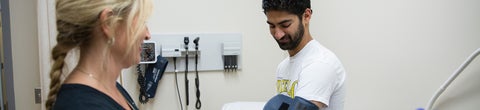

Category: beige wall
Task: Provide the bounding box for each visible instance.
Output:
[125,0,480,110]
[121,0,282,110]
[9,0,40,110]
[312,0,480,109]
[5,0,480,110]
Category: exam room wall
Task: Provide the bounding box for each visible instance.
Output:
[313,0,480,110]
[121,0,282,110]
[8,0,41,110]
[2,0,474,110]
[3,0,473,110]
[120,0,480,110]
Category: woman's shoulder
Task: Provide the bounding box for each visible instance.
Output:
[53,84,123,110]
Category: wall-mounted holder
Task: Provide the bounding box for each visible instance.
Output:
[222,42,241,72]
[145,33,242,73]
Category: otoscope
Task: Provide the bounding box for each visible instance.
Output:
[183,37,190,106]
[193,37,202,109]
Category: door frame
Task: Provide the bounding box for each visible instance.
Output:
[0,0,14,109]
[37,0,56,110]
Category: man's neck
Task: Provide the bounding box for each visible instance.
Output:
[288,35,313,57]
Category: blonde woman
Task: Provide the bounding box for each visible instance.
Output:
[47,0,153,110]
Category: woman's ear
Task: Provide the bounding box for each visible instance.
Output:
[99,8,114,39]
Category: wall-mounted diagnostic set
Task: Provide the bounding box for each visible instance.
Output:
[136,33,242,109]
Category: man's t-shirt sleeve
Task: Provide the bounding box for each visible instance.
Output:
[295,61,339,107]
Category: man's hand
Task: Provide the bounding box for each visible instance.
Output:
[311,100,326,109]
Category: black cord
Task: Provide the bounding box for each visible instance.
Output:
[137,64,149,104]
[185,49,190,106]
[173,57,184,110]
[194,38,202,109]
[184,37,190,106]
[195,50,202,109]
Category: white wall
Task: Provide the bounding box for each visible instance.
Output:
[120,0,480,110]
[121,0,282,110]
[312,0,480,110]
[9,0,40,110]
[6,0,478,110]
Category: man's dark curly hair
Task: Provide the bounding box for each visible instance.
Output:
[262,0,311,18]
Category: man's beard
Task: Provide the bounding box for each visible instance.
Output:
[276,23,305,50]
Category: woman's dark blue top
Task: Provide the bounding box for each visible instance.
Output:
[53,83,138,110]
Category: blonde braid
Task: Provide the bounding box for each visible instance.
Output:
[46,18,96,109]
[45,45,71,110]
[45,35,81,110]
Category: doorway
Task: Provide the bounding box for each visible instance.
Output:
[0,3,4,110]
[0,4,3,109]
[0,0,14,109]
[1,13,4,110]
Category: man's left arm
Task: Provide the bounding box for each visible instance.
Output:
[311,100,326,109]
[296,62,339,110]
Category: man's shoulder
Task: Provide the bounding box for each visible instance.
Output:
[303,41,344,69]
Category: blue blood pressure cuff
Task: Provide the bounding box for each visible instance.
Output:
[263,94,319,110]
[264,94,292,110]
[290,96,319,110]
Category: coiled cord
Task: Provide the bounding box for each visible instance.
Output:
[195,49,201,109]
[137,64,149,103]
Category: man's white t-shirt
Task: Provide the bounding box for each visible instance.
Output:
[276,40,346,110]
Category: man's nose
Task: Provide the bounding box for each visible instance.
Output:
[273,29,285,40]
